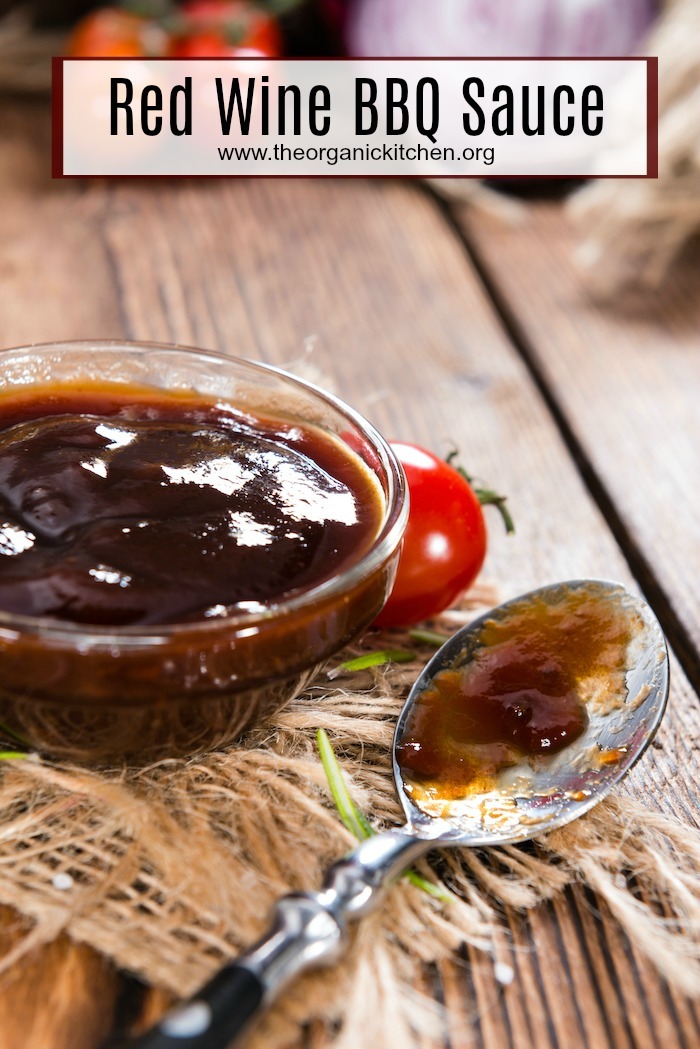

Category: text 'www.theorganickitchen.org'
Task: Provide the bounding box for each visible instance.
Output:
[53,57,656,178]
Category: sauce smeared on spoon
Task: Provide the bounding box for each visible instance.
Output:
[397,587,641,805]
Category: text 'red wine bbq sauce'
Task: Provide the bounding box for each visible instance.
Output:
[396,589,636,803]
[0,382,384,626]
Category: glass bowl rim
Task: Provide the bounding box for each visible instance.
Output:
[0,339,409,646]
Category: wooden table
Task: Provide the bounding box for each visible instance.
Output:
[0,96,699,1049]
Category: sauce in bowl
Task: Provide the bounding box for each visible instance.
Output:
[0,344,406,763]
[0,384,384,626]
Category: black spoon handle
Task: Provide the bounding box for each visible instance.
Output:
[129,830,428,1048]
[131,965,263,1049]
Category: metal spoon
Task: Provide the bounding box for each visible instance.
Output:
[133,579,669,1049]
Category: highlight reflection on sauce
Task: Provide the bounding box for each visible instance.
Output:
[0,385,384,626]
[397,588,637,804]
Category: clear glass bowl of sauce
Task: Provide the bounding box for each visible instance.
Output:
[0,341,408,764]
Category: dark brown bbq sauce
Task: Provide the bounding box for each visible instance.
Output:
[0,382,384,626]
[397,589,635,802]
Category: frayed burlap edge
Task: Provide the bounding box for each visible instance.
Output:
[568,0,700,294]
[0,586,698,1048]
[429,2,700,296]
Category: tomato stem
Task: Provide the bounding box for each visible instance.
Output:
[446,451,515,534]
[121,0,174,18]
[261,0,306,12]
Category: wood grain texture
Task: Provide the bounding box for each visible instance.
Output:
[0,905,120,1049]
[451,200,700,684]
[0,98,699,1048]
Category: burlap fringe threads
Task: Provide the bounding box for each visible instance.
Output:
[569,0,700,293]
[0,593,698,1048]
[432,0,700,295]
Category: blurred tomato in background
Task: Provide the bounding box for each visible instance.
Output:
[168,1,283,57]
[68,7,168,56]
[66,0,293,58]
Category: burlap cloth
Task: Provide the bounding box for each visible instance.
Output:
[434,0,700,296]
[0,585,698,1048]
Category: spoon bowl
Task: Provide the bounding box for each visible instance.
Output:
[133,579,669,1049]
[394,579,669,847]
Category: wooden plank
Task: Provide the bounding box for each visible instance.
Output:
[0,905,120,1049]
[451,199,700,680]
[0,98,699,1049]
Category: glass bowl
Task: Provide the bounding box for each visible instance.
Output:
[0,341,408,764]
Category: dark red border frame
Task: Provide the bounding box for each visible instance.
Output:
[51,55,659,180]
[646,55,658,179]
[51,57,63,179]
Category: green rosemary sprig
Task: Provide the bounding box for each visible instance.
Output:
[316,728,454,903]
[329,649,415,677]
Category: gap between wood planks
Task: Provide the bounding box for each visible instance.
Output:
[425,186,700,703]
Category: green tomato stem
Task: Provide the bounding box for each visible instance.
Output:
[446,451,515,535]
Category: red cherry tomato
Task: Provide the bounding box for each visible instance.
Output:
[170,1,283,57]
[68,3,282,60]
[375,442,487,628]
[180,0,244,16]
[169,30,241,57]
[67,9,154,58]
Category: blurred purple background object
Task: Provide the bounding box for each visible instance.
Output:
[341,0,657,58]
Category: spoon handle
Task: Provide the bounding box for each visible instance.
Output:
[129,829,430,1048]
